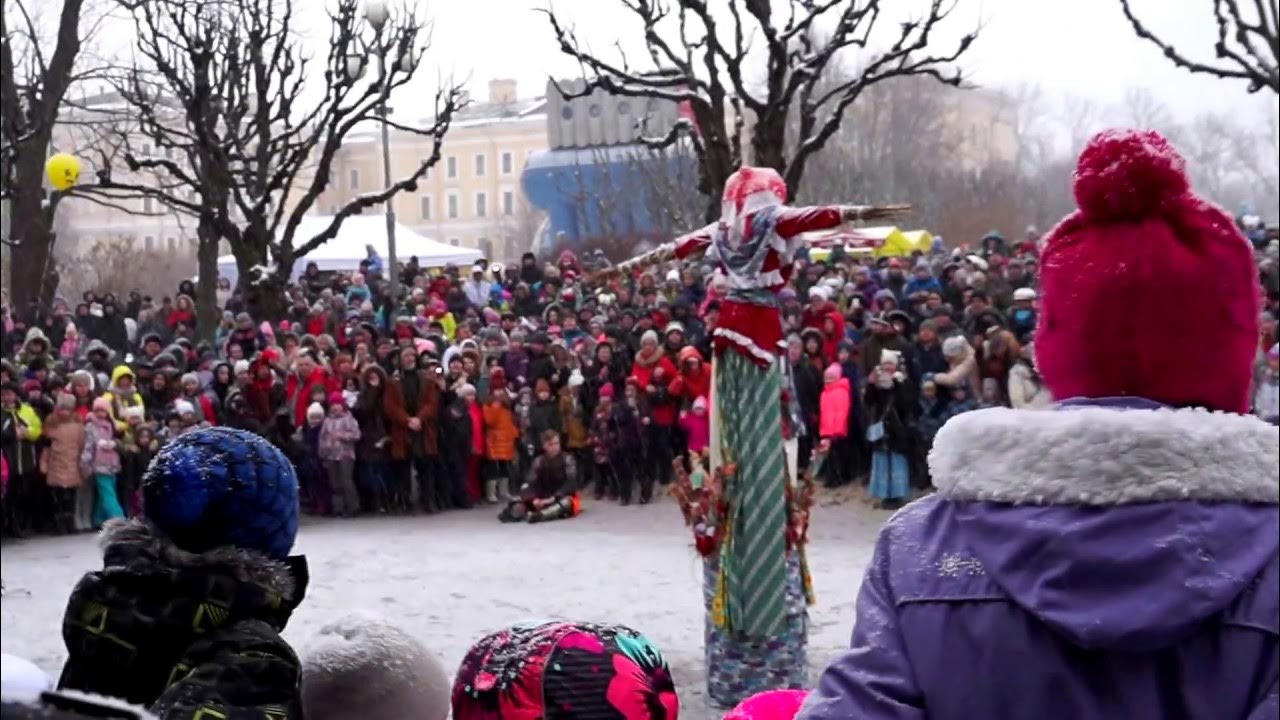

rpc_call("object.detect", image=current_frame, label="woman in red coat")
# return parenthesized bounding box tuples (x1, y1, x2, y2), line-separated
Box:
(630, 329, 679, 485)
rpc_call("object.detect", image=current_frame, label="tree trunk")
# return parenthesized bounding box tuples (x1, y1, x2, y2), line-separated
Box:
(7, 178, 60, 311)
(234, 240, 290, 322)
(194, 222, 220, 343)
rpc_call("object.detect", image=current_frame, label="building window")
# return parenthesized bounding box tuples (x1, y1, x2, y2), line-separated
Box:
(502, 191, 514, 216)
(144, 236, 155, 251)
(448, 237, 460, 247)
(447, 193, 458, 219)
(501, 151, 513, 175)
(420, 195, 432, 220)
(143, 197, 154, 213)
(446, 156, 457, 179)
(474, 153, 486, 177)
(167, 237, 176, 251)
(348, 169, 359, 190)
(475, 192, 487, 218)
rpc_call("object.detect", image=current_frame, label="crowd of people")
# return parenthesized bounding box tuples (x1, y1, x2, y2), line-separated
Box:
(3, 224, 1279, 537)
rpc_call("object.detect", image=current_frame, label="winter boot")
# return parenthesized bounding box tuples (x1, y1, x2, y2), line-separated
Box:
(485, 480, 499, 504)
(496, 477, 512, 502)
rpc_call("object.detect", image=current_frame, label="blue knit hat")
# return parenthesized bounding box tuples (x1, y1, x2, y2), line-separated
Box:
(143, 427, 299, 559)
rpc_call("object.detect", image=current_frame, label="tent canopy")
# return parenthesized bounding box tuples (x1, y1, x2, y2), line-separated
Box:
(216, 215, 482, 286)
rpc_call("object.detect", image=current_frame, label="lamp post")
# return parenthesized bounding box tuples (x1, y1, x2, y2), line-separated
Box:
(356, 0, 402, 308)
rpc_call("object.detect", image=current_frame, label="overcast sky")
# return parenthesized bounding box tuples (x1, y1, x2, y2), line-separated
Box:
(410, 0, 1277, 121)
(86, 0, 1278, 137)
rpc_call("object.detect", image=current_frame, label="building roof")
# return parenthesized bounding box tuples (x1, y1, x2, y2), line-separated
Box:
(423, 95, 548, 129)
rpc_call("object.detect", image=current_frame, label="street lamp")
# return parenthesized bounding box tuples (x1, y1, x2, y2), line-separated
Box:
(354, 0, 402, 308)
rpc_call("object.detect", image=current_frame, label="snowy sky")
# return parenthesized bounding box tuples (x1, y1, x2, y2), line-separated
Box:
(85, 0, 1279, 132)
(415, 0, 1277, 120)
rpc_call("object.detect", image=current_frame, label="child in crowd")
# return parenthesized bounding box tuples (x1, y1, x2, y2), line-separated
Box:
(320, 392, 361, 517)
(80, 397, 123, 528)
(1256, 343, 1279, 425)
(41, 392, 86, 534)
(58, 428, 307, 716)
(942, 382, 979, 422)
(515, 386, 535, 473)
(865, 351, 913, 509)
(819, 364, 852, 487)
(560, 371, 592, 493)
(463, 384, 486, 506)
(679, 395, 710, 458)
(294, 402, 330, 515)
(482, 388, 519, 503)
(120, 425, 156, 518)
(590, 384, 620, 501)
(979, 377, 1003, 408)
(621, 380, 651, 500)
(529, 378, 562, 454)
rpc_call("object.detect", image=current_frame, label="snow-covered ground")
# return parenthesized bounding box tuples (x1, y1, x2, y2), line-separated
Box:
(1, 492, 885, 719)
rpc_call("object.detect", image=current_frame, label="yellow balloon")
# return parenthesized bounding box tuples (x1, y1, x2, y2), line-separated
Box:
(46, 152, 81, 191)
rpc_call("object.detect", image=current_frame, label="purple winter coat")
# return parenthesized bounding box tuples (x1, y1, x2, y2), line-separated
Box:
(800, 400, 1279, 720)
(502, 348, 531, 392)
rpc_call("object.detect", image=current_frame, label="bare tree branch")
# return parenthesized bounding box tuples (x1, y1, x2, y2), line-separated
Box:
(1118, 0, 1278, 93)
(88, 0, 465, 322)
(540, 0, 978, 219)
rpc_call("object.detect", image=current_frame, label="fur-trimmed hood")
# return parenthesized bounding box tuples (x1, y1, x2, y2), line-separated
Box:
(930, 404, 1278, 505)
(927, 403, 1278, 651)
(100, 518, 303, 605)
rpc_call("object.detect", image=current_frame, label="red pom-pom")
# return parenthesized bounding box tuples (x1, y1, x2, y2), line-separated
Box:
(1073, 129, 1189, 222)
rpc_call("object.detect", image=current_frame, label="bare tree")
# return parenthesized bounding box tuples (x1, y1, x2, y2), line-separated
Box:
(543, 0, 977, 221)
(57, 235, 195, 300)
(1118, 0, 1278, 94)
(1060, 94, 1106, 151)
(1004, 82, 1052, 176)
(83, 0, 464, 327)
(1119, 86, 1180, 137)
(0, 0, 109, 308)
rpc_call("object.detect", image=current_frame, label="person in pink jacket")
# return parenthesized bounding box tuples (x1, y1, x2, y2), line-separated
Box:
(679, 395, 710, 457)
(819, 364, 851, 485)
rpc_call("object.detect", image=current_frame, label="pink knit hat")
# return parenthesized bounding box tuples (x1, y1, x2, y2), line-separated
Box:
(1035, 129, 1260, 413)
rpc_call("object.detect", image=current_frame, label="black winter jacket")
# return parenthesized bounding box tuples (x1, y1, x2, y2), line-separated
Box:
(58, 519, 309, 719)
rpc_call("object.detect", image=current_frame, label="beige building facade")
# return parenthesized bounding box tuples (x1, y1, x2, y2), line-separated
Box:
(48, 91, 200, 260)
(315, 79, 548, 261)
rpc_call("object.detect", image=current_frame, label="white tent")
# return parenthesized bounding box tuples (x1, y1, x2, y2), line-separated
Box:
(216, 215, 482, 286)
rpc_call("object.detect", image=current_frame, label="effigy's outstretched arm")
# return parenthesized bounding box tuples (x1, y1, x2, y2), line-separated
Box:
(586, 204, 909, 283)
(777, 204, 913, 241)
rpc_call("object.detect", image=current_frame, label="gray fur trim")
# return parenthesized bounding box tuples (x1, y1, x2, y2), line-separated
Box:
(930, 406, 1280, 505)
(100, 519, 296, 600)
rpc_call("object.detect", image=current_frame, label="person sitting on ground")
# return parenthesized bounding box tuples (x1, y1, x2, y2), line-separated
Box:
(498, 429, 580, 524)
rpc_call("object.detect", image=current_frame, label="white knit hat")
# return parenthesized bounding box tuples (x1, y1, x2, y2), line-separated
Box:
(942, 335, 969, 359)
(301, 614, 450, 720)
(307, 402, 325, 419)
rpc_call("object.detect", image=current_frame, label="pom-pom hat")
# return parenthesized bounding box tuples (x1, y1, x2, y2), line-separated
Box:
(1035, 129, 1260, 413)
(143, 427, 299, 559)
